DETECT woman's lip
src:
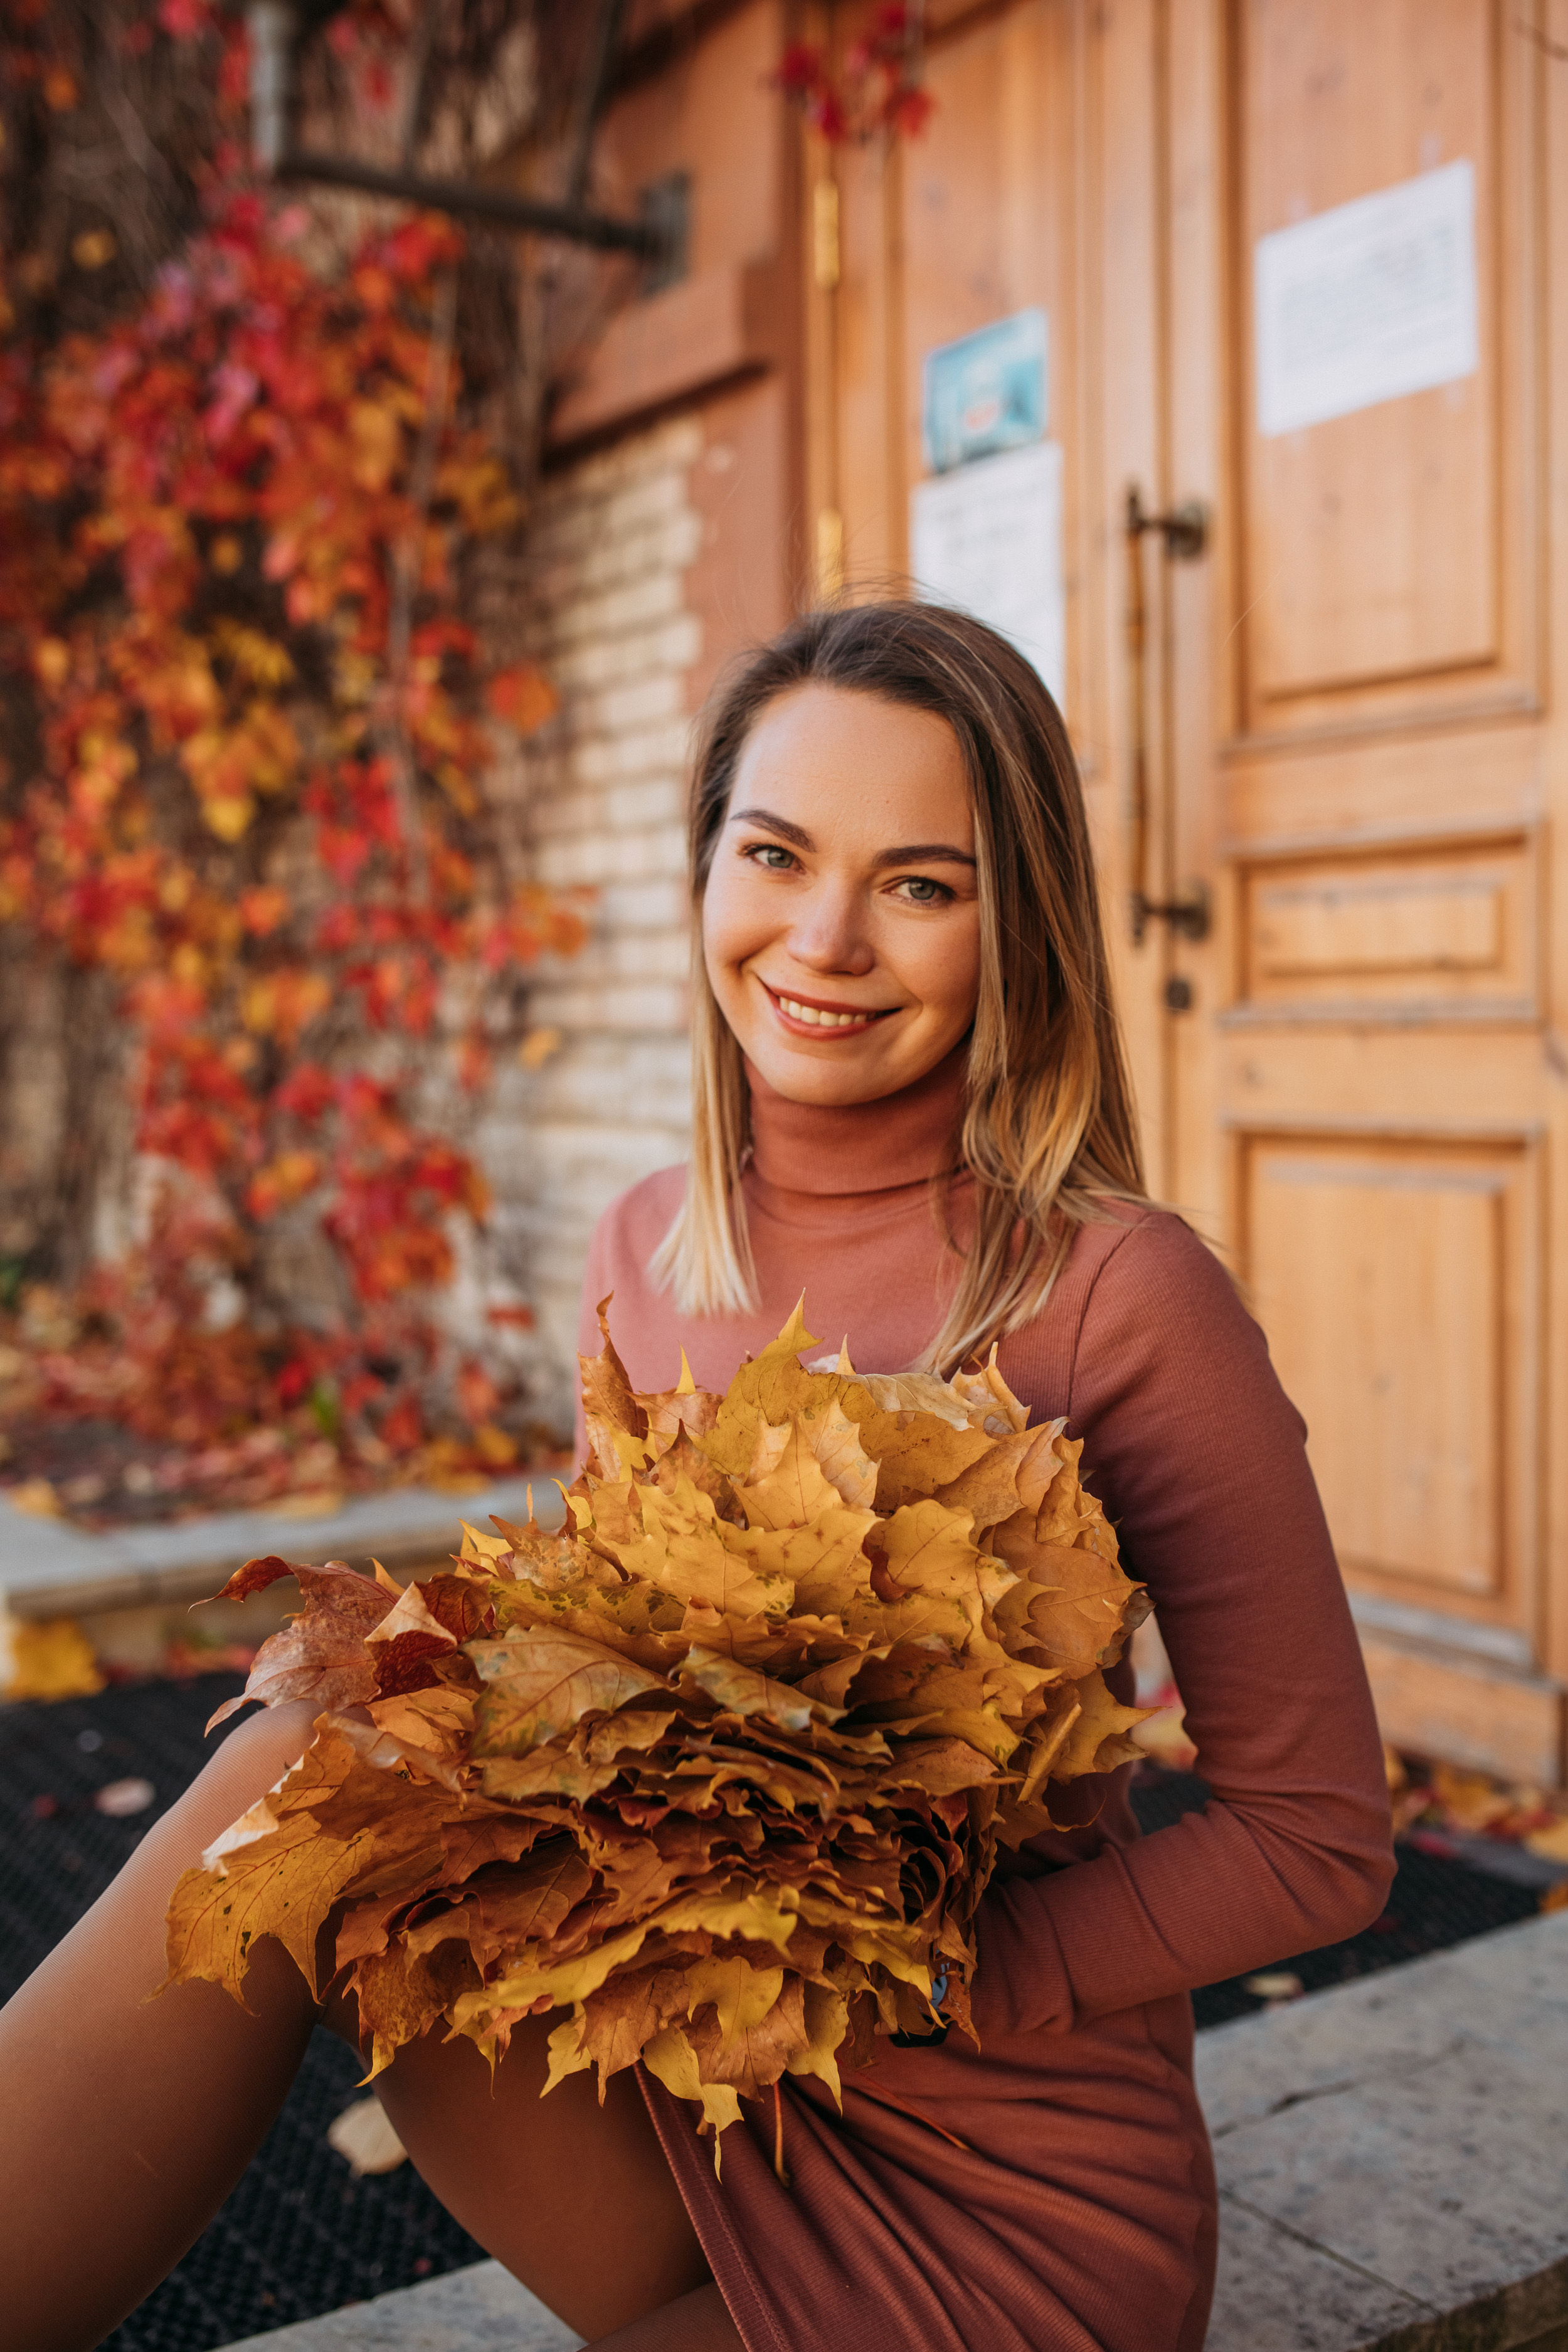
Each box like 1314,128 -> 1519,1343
758,980 -> 897,1034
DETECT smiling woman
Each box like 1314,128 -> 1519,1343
0,605 -> 1392,2352
575,598 -> 1394,2352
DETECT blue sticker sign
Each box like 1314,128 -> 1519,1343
921,308 -> 1048,475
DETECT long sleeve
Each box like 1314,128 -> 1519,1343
976,1210 -> 1396,2032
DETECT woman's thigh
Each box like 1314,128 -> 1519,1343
351,2009 -> 710,2340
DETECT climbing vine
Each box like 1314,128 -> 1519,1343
0,1 -> 587,1513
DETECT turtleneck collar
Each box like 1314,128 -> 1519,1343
744,1041 -> 969,1200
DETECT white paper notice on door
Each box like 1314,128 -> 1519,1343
1254,159 -> 1478,438
909,440 -> 1064,702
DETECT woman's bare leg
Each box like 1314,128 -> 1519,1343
363,2006 -> 713,2340
0,1701 -> 324,2352
0,1701 -> 738,2352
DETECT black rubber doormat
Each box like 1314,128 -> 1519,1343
0,1678 -> 1547,2349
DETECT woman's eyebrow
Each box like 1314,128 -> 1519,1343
729,807 -> 975,868
871,842 -> 977,869
729,805 -> 813,849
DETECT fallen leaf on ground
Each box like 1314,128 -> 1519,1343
3,1616 -> 104,1701
4,1478 -> 63,1518
1523,1817 -> 1568,1865
1242,1971 -> 1303,2001
326,2095 -> 408,2176
95,1777 -> 156,1816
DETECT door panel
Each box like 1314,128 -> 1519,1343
1237,834 -> 1538,1016
1242,0 -> 1499,705
1234,0 -> 1542,741
1244,1135 -> 1535,1609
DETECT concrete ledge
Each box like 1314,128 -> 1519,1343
0,1474 -> 567,1621
220,2260 -> 580,2351
1200,1910 -> 1568,2351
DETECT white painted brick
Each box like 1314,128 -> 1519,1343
605,930 -> 690,982
553,615 -> 704,698
638,821 -> 692,879
599,877 -> 689,933
529,1120 -> 689,1189
527,980 -> 688,1034
486,1039 -> 691,1128
644,413 -> 704,469
556,933 -> 689,990
535,834 -> 615,887
549,571 -> 684,645
569,514 -> 702,596
562,736 -> 622,790
595,470 -> 690,538
568,719 -> 693,789
477,413 -> 706,1426
564,418 -> 698,501
580,671 -> 686,735
530,790 -> 606,841
604,776 -> 686,830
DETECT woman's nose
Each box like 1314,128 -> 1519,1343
784,880 -> 876,975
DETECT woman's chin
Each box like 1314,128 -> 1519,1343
744,1033 -> 940,1107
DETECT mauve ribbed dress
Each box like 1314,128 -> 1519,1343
574,1049 -> 1394,2352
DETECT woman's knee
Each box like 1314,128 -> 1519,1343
133,1697 -> 324,1894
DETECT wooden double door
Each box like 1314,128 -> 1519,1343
805,0 -> 1568,1784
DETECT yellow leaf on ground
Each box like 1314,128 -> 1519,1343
3,1614 -> 103,1700
5,1477 -> 63,1518
327,2097 -> 408,2176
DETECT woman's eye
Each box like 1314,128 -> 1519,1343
746,843 -> 797,871
892,876 -> 951,906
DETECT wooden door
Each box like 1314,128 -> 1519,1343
804,0 -> 1568,1786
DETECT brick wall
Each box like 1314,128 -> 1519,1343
477,413 -> 709,1434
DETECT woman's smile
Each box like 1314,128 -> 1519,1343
702,683 -> 982,1107
756,978 -> 899,1037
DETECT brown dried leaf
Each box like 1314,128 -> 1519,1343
470,1630 -> 668,1753
205,1558 -> 391,1729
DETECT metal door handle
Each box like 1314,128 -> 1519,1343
1125,485 -> 1210,945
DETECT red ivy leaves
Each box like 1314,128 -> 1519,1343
775,4 -> 934,146
0,130 -> 580,1479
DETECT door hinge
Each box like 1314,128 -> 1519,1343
1133,878 -> 1212,948
1126,486 -> 1208,561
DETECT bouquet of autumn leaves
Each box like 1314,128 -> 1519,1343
164,1306 -> 1153,2149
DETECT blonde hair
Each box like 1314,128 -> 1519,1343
651,600 -> 1145,1372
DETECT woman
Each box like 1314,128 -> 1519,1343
0,603 -> 1392,2352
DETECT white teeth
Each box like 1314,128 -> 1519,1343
778,996 -> 870,1029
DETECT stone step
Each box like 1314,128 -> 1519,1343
0,1475 -> 566,1625
220,2260 -> 580,2351
217,1909 -> 1567,2352
1199,1909 -> 1568,2351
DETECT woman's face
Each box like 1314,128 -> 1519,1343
701,684 -> 982,1106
